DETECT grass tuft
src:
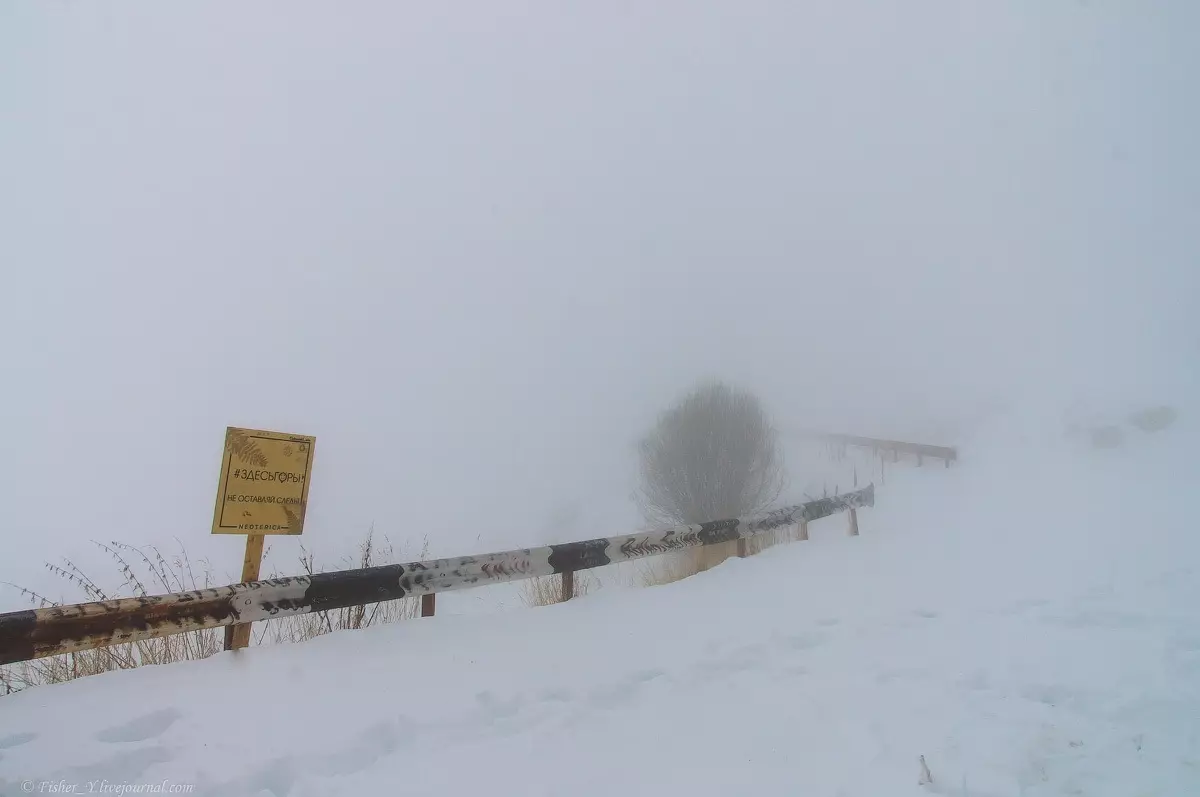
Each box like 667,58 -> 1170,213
1,528 -> 428,695
637,524 -> 809,588
519,571 -> 599,607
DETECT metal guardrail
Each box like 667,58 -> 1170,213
795,430 -> 957,465
0,485 -> 874,666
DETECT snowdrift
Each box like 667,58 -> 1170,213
1,406 -> 1196,796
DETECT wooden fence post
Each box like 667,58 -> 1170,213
797,520 -> 809,541
736,537 -> 749,558
421,593 -> 436,617
224,533 -> 265,651
848,507 -> 860,536
561,570 -> 574,601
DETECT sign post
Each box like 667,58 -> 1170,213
212,426 -> 316,651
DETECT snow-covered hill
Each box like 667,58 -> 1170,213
1,406 -> 1196,796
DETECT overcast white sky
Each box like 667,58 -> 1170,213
2,2 -> 1196,606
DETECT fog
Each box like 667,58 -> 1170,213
2,2 -> 1196,605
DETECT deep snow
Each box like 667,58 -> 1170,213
1,405 -> 1197,796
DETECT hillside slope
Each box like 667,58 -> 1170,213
1,407 -> 1196,796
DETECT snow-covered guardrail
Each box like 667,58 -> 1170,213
0,485 -> 873,666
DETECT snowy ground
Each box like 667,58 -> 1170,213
2,406 -> 1196,796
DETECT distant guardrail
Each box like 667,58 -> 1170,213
0,485 -> 875,666
795,430 -> 957,467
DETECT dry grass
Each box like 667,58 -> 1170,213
1,528 -> 428,695
254,530 -> 428,645
745,522 -> 809,556
1,539 -> 226,695
637,548 -> 706,588
1,509 -> 819,696
636,523 -> 810,588
637,539 -> 734,588
519,570 -> 599,607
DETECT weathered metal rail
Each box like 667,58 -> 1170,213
0,485 -> 873,666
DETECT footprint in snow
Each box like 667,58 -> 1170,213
211,720 -> 415,794
474,690 -> 523,721
538,688 -> 574,703
629,668 -> 668,684
587,669 -> 668,709
696,644 -> 770,678
212,753 -> 298,797
1021,683 -> 1077,708
311,720 -> 413,778
39,746 -> 174,790
958,671 -> 991,692
0,732 -> 37,749
95,707 -> 182,744
779,632 -> 827,651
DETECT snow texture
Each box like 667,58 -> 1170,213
0,487 -> 872,665
1,407 -> 1197,796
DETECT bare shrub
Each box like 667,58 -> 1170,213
635,380 -> 784,582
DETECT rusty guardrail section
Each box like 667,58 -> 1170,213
0,485 -> 874,666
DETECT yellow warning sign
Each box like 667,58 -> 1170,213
211,427 -> 316,535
